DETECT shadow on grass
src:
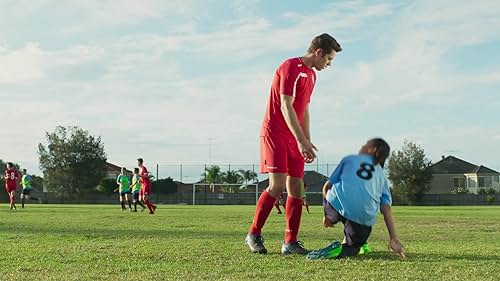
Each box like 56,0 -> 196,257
356,251 -> 500,262
0,223 -> 243,240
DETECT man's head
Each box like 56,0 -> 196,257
307,33 -> 342,71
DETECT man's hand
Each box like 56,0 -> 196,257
298,140 -> 317,163
388,239 -> 406,258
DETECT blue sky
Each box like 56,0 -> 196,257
1,0 -> 499,179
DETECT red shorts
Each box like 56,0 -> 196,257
260,135 -> 305,178
140,185 -> 152,196
5,185 -> 16,193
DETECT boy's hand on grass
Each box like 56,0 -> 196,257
388,239 -> 406,258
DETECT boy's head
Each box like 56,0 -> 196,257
359,138 -> 390,167
307,33 -> 342,71
6,162 -> 13,169
22,169 -> 27,174
137,158 -> 143,166
134,168 -> 139,174
121,167 -> 126,174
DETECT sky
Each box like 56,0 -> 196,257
1,0 -> 499,181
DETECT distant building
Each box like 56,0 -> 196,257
429,156 -> 500,194
257,170 -> 329,193
105,162 -> 133,180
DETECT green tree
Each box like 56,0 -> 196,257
222,170 -> 243,184
153,177 -> 177,194
387,140 -> 433,204
238,169 -> 258,184
201,165 -> 223,183
38,126 -> 107,197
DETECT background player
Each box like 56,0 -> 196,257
116,167 -> 132,211
131,168 -> 146,212
4,162 -> 19,210
138,158 -> 156,214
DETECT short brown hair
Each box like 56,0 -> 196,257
307,33 -> 342,55
368,138 -> 390,168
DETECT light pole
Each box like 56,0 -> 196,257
208,138 -> 215,166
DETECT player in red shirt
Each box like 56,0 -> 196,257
137,158 -> 157,214
4,162 -> 19,210
246,33 -> 341,255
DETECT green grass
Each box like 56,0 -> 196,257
1,204 -> 499,280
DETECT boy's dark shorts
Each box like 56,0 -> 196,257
323,199 -> 372,248
22,189 -> 31,195
132,192 -> 139,200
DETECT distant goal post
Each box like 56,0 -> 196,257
191,183 -> 259,205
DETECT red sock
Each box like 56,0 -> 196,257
285,196 -> 303,244
144,199 -> 154,212
248,191 -> 276,235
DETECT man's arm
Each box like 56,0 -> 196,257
301,105 -> 311,141
280,95 -> 316,163
380,204 -> 406,258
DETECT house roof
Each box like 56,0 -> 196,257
473,165 -> 499,175
430,155 -> 499,174
105,162 -> 133,173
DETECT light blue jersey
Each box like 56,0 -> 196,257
325,154 -> 392,226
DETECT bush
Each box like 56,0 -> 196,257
152,177 -> 177,194
486,195 -> 496,205
478,188 -> 496,195
97,178 -> 118,194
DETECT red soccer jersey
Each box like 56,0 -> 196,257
5,168 -> 19,188
139,166 -> 151,187
260,57 -> 316,139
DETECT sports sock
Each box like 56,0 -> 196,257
248,191 -> 276,235
285,196 -> 303,244
144,199 -> 154,213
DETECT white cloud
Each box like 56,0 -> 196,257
0,43 -> 44,83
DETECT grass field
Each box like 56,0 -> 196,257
0,204 -> 499,281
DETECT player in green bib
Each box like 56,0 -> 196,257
130,168 -> 146,212
116,167 -> 132,211
20,169 -> 36,208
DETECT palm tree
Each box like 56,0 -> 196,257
222,170 -> 243,184
238,169 -> 258,188
201,165 -> 223,184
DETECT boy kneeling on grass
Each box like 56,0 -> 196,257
307,138 -> 406,260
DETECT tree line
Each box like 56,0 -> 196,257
3,125 -> 442,203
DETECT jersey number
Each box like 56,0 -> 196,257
9,172 -> 15,180
356,163 -> 375,180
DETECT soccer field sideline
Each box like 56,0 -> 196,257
1,204 -> 499,281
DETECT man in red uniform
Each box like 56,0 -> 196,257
4,162 -> 19,210
246,33 -> 341,255
138,158 -> 157,214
